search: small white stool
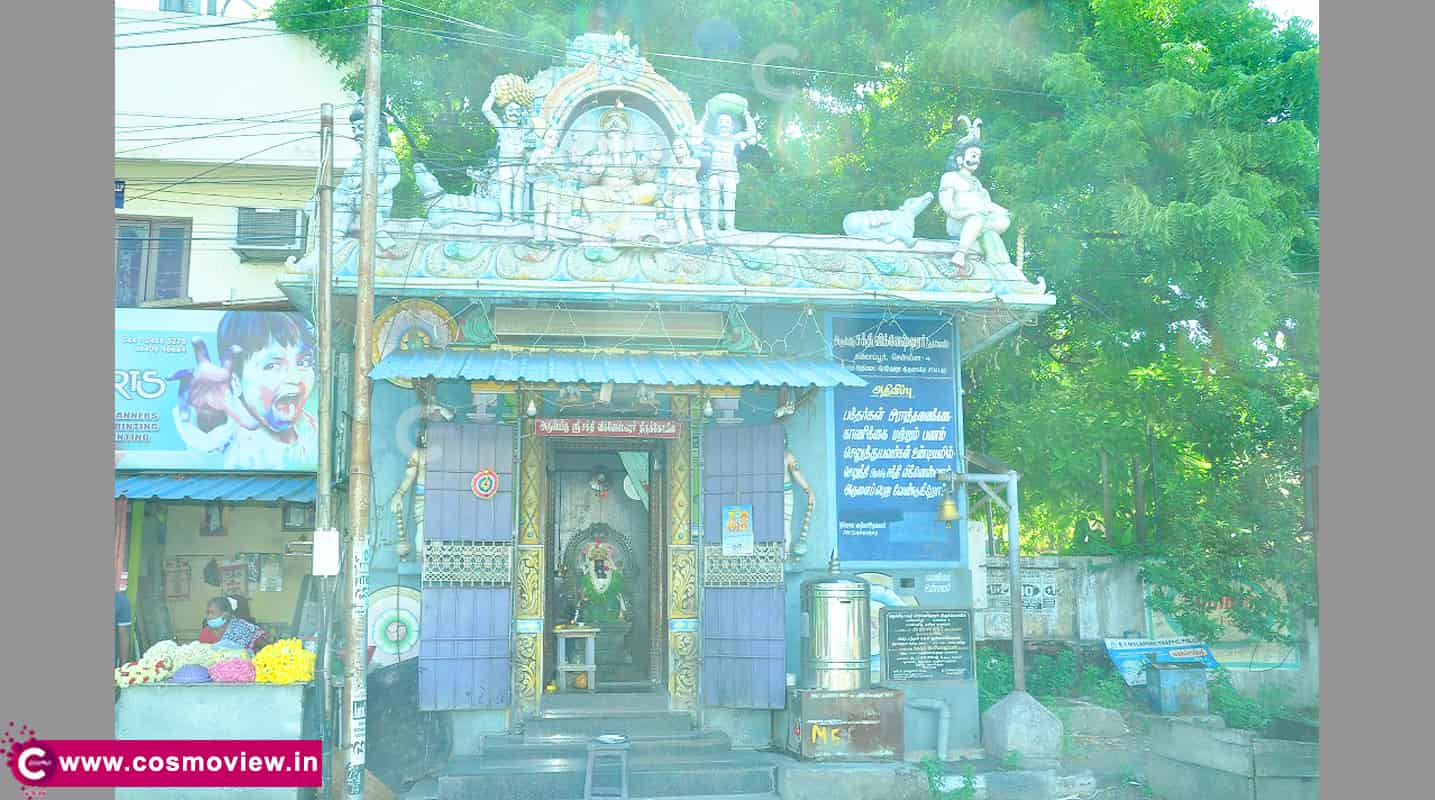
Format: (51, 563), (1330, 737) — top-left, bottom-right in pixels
(555, 626), (599, 693)
(583, 736), (630, 800)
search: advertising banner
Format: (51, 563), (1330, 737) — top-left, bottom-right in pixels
(1103, 636), (1222, 687)
(829, 314), (960, 563)
(114, 309), (318, 472)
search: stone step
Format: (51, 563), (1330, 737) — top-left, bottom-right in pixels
(522, 711), (695, 741)
(481, 731), (732, 761)
(437, 755), (776, 800)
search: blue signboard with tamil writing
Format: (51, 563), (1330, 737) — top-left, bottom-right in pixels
(114, 308), (318, 472)
(827, 314), (962, 563)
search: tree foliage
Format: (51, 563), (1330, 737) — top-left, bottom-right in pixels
(274, 0), (1319, 644)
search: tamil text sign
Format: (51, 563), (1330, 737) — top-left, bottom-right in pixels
(533, 417), (680, 438)
(829, 314), (960, 563)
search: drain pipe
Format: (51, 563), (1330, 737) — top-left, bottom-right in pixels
(907, 698), (951, 760)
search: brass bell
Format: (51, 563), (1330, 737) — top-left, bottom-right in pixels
(937, 492), (962, 527)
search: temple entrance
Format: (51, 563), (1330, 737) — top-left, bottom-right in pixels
(544, 440), (667, 693)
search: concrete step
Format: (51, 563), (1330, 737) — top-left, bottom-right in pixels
(522, 711), (695, 741)
(481, 730), (732, 761)
(437, 754), (777, 800)
(538, 691), (672, 715)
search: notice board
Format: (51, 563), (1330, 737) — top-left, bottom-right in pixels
(879, 607), (975, 682)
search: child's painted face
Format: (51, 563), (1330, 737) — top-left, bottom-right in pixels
(232, 335), (315, 433)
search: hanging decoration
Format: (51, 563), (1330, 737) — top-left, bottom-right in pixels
(471, 469), (500, 500)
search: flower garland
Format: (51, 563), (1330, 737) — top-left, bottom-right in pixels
(114, 640), (183, 687)
(209, 658), (256, 683)
(252, 638), (315, 685)
(171, 641), (224, 669)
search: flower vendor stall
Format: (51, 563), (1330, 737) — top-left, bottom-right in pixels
(115, 639), (320, 800)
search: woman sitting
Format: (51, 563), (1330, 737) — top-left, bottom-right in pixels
(198, 595), (269, 653)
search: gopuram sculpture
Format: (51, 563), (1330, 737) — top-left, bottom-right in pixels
(291, 35), (1050, 301)
(578, 100), (665, 241)
(694, 94), (759, 233)
(527, 120), (569, 243)
(333, 103), (402, 254)
(663, 134), (707, 246)
(482, 74), (536, 222)
(939, 116), (1013, 277)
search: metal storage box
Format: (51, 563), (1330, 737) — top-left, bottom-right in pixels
(800, 561), (871, 691)
(1146, 662), (1210, 715)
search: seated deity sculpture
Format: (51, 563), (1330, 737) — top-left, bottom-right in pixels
(577, 100), (664, 239)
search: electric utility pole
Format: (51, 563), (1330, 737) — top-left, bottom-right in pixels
(315, 101), (335, 799)
(343, 1), (383, 798)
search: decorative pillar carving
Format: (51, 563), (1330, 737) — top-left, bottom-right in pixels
(667, 396), (699, 712)
(513, 392), (545, 717)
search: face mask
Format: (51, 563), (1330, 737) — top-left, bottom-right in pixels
(206, 617), (227, 629)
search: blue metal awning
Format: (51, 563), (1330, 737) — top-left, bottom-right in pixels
(115, 474), (317, 503)
(369, 349), (867, 388)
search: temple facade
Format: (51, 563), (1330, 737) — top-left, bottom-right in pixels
(278, 32), (1054, 754)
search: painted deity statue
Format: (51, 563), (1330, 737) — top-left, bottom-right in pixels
(573, 538), (628, 624)
(939, 116), (1012, 276)
(333, 103), (402, 254)
(481, 74), (535, 223)
(527, 121), (569, 242)
(784, 451), (816, 560)
(387, 396), (453, 560)
(578, 101), (664, 239)
(694, 94), (758, 233)
(663, 135), (707, 246)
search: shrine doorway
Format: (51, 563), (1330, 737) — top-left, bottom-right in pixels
(543, 439), (668, 693)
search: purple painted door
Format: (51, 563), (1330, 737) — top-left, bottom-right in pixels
(418, 423), (514, 711)
(701, 424), (787, 709)
(425, 422), (515, 542)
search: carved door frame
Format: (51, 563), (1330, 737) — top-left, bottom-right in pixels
(540, 436), (670, 696)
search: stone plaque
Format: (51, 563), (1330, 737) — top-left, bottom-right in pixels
(880, 607), (974, 682)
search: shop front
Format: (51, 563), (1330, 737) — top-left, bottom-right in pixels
(113, 309), (328, 791)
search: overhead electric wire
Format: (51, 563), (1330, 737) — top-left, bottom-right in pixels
(126, 135), (318, 202)
(115, 23), (366, 50)
(113, 5), (373, 36)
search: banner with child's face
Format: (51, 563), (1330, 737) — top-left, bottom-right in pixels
(115, 309), (319, 472)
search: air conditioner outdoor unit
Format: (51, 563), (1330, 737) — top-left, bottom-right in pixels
(234, 207), (308, 261)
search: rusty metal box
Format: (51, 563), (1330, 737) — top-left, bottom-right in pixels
(775, 687), (904, 761)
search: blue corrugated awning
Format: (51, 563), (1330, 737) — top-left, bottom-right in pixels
(115, 474), (317, 503)
(369, 349), (866, 388)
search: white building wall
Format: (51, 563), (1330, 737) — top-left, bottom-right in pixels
(115, 4), (357, 306)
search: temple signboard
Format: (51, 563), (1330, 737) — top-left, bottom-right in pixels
(533, 417), (680, 438)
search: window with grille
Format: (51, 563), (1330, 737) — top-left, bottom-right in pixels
(115, 218), (191, 308)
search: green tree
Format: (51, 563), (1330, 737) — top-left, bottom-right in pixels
(275, 0), (1318, 645)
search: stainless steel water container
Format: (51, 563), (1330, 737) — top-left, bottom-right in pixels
(799, 555), (871, 691)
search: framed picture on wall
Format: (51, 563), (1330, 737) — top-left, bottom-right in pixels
(282, 502), (317, 531)
(201, 502), (227, 537)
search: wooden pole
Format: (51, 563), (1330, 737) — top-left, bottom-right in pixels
(342, 2), (382, 798)
(316, 102), (335, 800)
